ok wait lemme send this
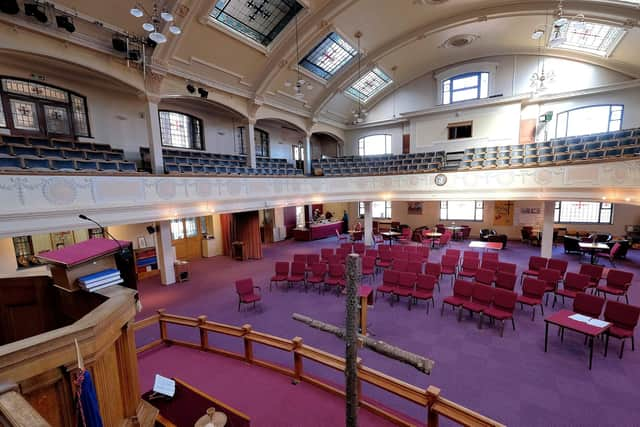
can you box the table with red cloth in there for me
[468,241,503,251]
[142,378,250,427]
[293,221,343,241]
[544,309,611,370]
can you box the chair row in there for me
[0,155,138,173]
[165,163,303,176]
[375,270,438,312]
[0,144,125,161]
[1,135,122,153]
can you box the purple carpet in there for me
[135,239,640,427]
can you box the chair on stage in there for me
[480,288,517,337]
[235,278,262,311]
[603,300,640,359]
[517,278,546,321]
[270,261,289,291]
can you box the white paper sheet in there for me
[568,314,591,323]
[587,319,610,328]
[153,374,175,397]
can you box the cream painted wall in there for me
[343,124,404,156]
[108,223,157,250]
[256,122,303,162]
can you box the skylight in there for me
[210,0,303,47]
[299,32,357,80]
[549,21,625,57]
[345,68,393,103]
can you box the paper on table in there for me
[568,313,591,323]
[587,318,610,328]
[153,374,175,397]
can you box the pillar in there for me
[246,120,257,169]
[156,220,176,285]
[363,201,373,246]
[303,133,312,175]
[145,96,164,174]
[540,200,555,259]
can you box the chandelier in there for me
[130,2,181,44]
[352,31,367,124]
[284,15,312,98]
[530,14,555,93]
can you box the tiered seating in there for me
[458,127,640,171]
[140,147,302,176]
[315,151,445,176]
[0,135,137,173]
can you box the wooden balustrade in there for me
[134,310,505,427]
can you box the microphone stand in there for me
[78,214,127,255]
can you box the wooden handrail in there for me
[133,311,505,427]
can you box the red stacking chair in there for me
[293,253,307,264]
[397,227,412,244]
[553,272,589,307]
[407,261,423,275]
[480,258,498,273]
[497,262,517,275]
[413,274,437,314]
[404,245,418,253]
[376,269,398,302]
[307,263,327,294]
[373,233,384,248]
[494,271,517,291]
[391,259,408,272]
[235,278,261,311]
[483,252,499,262]
[547,258,568,280]
[376,250,393,273]
[408,253,423,265]
[573,292,605,318]
[392,249,409,261]
[474,268,495,286]
[481,288,517,337]
[335,229,348,242]
[320,248,334,263]
[417,246,430,263]
[441,255,458,286]
[603,301,640,359]
[520,256,548,284]
[597,269,634,304]
[579,263,604,291]
[335,248,349,262]
[353,242,365,255]
[378,244,391,256]
[289,261,307,290]
[537,268,561,305]
[441,279,473,316]
[326,254,342,266]
[517,278,546,321]
[457,257,480,280]
[425,262,442,292]
[306,254,320,271]
[433,232,450,249]
[459,284,495,323]
[361,256,376,284]
[340,242,353,252]
[270,261,289,291]
[365,249,378,259]
[325,263,345,294]
[462,251,479,262]
[445,249,461,262]
[394,272,417,309]
[596,242,621,267]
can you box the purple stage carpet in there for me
[135,239,640,427]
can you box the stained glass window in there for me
[300,32,357,80]
[346,68,392,103]
[2,79,68,102]
[10,99,39,131]
[159,111,203,150]
[210,0,302,47]
[44,105,70,135]
[0,100,5,127]
[550,21,625,57]
[71,95,89,137]
[554,201,613,224]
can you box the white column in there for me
[303,134,312,175]
[145,97,164,174]
[246,120,257,169]
[540,200,555,258]
[156,220,176,286]
[363,201,373,246]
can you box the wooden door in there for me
[171,218,203,260]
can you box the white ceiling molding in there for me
[522,77,640,105]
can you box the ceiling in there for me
[19,1,640,126]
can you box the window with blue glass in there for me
[210,0,302,47]
[299,32,357,80]
[555,105,623,138]
[346,68,392,103]
[442,72,489,105]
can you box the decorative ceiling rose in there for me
[439,34,479,49]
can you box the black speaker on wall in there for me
[112,37,127,52]
[0,0,20,14]
[146,225,159,234]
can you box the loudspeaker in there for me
[0,0,19,14]
[112,37,127,52]
[146,225,158,234]
[25,3,47,22]
[56,15,75,33]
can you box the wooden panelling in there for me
[92,344,124,427]
[402,134,410,154]
[116,323,141,417]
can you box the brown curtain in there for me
[233,211,263,260]
[220,213,233,256]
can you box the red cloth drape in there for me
[233,211,263,260]
[220,213,233,256]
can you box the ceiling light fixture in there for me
[531,12,555,93]
[129,2,180,45]
[352,31,367,124]
[285,14,312,99]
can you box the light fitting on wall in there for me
[284,14,313,99]
[129,1,181,44]
[351,31,367,124]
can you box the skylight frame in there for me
[548,20,626,57]
[209,0,303,48]
[345,67,393,103]
[299,32,358,81]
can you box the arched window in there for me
[358,134,391,156]
[555,104,623,138]
[0,77,90,137]
[442,72,489,105]
[235,127,270,156]
[158,111,204,150]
